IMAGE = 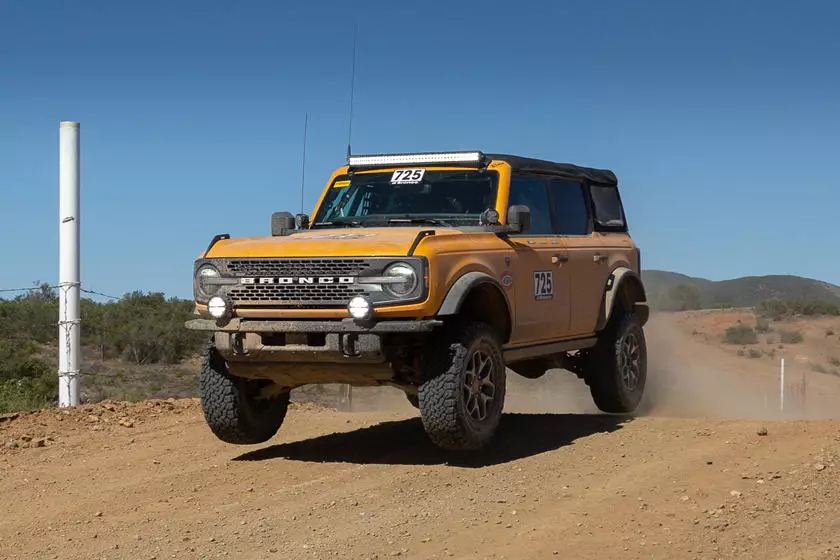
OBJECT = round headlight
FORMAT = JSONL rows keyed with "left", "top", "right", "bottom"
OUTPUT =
{"left": 196, "top": 265, "right": 221, "bottom": 296}
{"left": 383, "top": 263, "right": 417, "bottom": 297}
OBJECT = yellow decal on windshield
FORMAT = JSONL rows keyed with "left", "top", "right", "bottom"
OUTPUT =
{"left": 333, "top": 180, "right": 351, "bottom": 188}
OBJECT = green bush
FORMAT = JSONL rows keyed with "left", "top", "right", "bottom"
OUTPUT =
{"left": 829, "top": 356, "right": 840, "bottom": 367}
{"left": 810, "top": 362, "right": 829, "bottom": 374}
{"left": 748, "top": 348, "right": 762, "bottom": 359}
{"left": 779, "top": 329, "right": 804, "bottom": 344}
{"left": 756, "top": 299, "right": 840, "bottom": 319}
{"left": 755, "top": 317, "right": 771, "bottom": 333}
{"left": 724, "top": 324, "right": 758, "bottom": 345}
{"left": 0, "top": 375, "right": 57, "bottom": 413}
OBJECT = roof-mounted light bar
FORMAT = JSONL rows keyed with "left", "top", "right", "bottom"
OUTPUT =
{"left": 347, "top": 151, "right": 484, "bottom": 168}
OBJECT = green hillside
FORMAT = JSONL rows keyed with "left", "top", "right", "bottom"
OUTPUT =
{"left": 642, "top": 270, "right": 840, "bottom": 310}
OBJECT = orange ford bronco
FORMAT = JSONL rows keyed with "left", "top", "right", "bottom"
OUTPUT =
{"left": 186, "top": 151, "right": 649, "bottom": 451}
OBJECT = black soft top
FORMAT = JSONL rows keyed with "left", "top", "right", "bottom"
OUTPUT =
{"left": 485, "top": 153, "right": 617, "bottom": 186}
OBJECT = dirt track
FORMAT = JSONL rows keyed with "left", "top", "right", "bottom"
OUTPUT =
{"left": 2, "top": 313, "right": 840, "bottom": 560}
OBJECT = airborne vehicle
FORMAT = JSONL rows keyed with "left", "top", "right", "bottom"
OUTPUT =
{"left": 187, "top": 150, "right": 649, "bottom": 451}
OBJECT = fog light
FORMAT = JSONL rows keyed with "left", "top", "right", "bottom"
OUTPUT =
{"left": 208, "top": 296, "right": 227, "bottom": 319}
{"left": 348, "top": 296, "right": 372, "bottom": 320}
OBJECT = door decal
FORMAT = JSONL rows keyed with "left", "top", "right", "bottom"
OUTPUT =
{"left": 533, "top": 271, "right": 553, "bottom": 301}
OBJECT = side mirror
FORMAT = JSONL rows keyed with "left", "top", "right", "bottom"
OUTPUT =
{"left": 271, "top": 211, "right": 295, "bottom": 236}
{"left": 295, "top": 213, "right": 310, "bottom": 230}
{"left": 506, "top": 205, "right": 531, "bottom": 233}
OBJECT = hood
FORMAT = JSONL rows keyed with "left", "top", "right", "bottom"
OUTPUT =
{"left": 203, "top": 227, "right": 458, "bottom": 258}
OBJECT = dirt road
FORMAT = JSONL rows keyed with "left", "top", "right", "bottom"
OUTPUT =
{"left": 2, "top": 313, "right": 840, "bottom": 560}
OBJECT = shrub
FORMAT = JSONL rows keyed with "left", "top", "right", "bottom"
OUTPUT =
{"left": 756, "top": 299, "right": 840, "bottom": 319}
{"left": 829, "top": 356, "right": 840, "bottom": 367}
{"left": 810, "top": 362, "right": 829, "bottom": 374}
{"left": 736, "top": 349, "right": 745, "bottom": 356}
{"left": 0, "top": 374, "right": 57, "bottom": 414}
{"left": 748, "top": 349, "right": 762, "bottom": 359}
{"left": 755, "top": 318, "right": 771, "bottom": 333}
{"left": 724, "top": 324, "right": 758, "bottom": 345}
{"left": 827, "top": 328, "right": 835, "bottom": 337}
{"left": 779, "top": 329, "right": 804, "bottom": 344}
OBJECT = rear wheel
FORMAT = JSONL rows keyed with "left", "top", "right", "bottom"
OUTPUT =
{"left": 418, "top": 321, "right": 506, "bottom": 450}
{"left": 585, "top": 312, "right": 647, "bottom": 413}
{"left": 199, "top": 343, "right": 289, "bottom": 444}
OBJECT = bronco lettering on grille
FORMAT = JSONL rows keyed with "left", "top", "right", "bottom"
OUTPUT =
{"left": 239, "top": 277, "right": 355, "bottom": 285}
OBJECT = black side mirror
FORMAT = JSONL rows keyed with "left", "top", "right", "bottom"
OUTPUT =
{"left": 295, "top": 213, "right": 310, "bottom": 230}
{"left": 271, "top": 211, "right": 295, "bottom": 236}
{"left": 506, "top": 205, "right": 531, "bottom": 233}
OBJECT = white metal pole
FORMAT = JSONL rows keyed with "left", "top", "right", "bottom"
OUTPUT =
{"left": 779, "top": 358, "right": 785, "bottom": 413}
{"left": 58, "top": 121, "right": 81, "bottom": 407}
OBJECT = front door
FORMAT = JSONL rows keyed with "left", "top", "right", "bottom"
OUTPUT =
{"left": 506, "top": 175, "right": 571, "bottom": 345}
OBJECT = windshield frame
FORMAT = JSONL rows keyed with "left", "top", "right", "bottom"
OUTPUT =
{"left": 311, "top": 166, "right": 502, "bottom": 229}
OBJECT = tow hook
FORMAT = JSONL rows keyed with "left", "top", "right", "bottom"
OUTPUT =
{"left": 340, "top": 333, "right": 361, "bottom": 357}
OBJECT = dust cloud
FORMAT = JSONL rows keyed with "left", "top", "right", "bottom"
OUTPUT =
{"left": 309, "top": 312, "right": 839, "bottom": 420}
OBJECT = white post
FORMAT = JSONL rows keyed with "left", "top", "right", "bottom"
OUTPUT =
{"left": 779, "top": 358, "right": 785, "bottom": 413}
{"left": 58, "top": 121, "right": 81, "bottom": 407}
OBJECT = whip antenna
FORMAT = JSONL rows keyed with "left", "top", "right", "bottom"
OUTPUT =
{"left": 346, "top": 23, "right": 358, "bottom": 160}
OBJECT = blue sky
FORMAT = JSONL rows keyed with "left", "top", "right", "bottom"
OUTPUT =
{"left": 1, "top": 0, "right": 839, "bottom": 300}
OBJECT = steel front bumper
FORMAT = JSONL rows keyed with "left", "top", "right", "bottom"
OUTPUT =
{"left": 185, "top": 317, "right": 442, "bottom": 369}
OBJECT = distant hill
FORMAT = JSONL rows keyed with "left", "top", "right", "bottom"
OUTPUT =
{"left": 641, "top": 270, "right": 840, "bottom": 310}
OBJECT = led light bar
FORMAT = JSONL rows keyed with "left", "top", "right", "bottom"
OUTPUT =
{"left": 347, "top": 151, "right": 484, "bottom": 167}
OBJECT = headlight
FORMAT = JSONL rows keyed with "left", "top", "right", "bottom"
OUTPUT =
{"left": 382, "top": 262, "right": 417, "bottom": 297}
{"left": 196, "top": 264, "right": 221, "bottom": 296}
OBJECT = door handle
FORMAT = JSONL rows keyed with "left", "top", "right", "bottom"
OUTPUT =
{"left": 551, "top": 254, "right": 569, "bottom": 264}
{"left": 593, "top": 253, "right": 608, "bottom": 263}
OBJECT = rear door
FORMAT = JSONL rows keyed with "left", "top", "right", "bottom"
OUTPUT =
{"left": 550, "top": 179, "right": 625, "bottom": 336}
{"left": 506, "top": 174, "right": 571, "bottom": 345}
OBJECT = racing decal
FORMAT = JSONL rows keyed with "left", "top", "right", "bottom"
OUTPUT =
{"left": 501, "top": 272, "right": 514, "bottom": 288}
{"left": 533, "top": 271, "right": 553, "bottom": 301}
{"left": 390, "top": 168, "right": 425, "bottom": 184}
{"left": 333, "top": 180, "right": 351, "bottom": 188}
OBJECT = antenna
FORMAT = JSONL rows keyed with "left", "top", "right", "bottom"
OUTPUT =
{"left": 346, "top": 23, "right": 358, "bottom": 161}
{"left": 300, "top": 112, "right": 308, "bottom": 214}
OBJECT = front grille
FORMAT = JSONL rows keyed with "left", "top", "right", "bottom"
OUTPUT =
{"left": 227, "top": 284, "right": 366, "bottom": 307}
{"left": 224, "top": 258, "right": 372, "bottom": 308}
{"left": 227, "top": 259, "right": 371, "bottom": 278}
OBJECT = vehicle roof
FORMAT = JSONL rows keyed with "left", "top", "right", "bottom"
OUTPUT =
{"left": 486, "top": 153, "right": 618, "bottom": 186}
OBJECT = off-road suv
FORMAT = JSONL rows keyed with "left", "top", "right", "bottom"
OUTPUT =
{"left": 186, "top": 151, "right": 649, "bottom": 451}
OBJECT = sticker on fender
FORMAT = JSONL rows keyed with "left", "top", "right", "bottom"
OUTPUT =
{"left": 390, "top": 168, "right": 425, "bottom": 184}
{"left": 534, "top": 271, "right": 553, "bottom": 300}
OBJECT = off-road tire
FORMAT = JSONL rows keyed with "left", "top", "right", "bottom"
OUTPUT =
{"left": 418, "top": 321, "right": 506, "bottom": 451}
{"left": 199, "top": 343, "right": 289, "bottom": 444}
{"left": 586, "top": 312, "right": 647, "bottom": 413}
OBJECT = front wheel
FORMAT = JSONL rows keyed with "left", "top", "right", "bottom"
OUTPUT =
{"left": 199, "top": 343, "right": 290, "bottom": 444}
{"left": 585, "top": 313, "right": 647, "bottom": 413}
{"left": 418, "top": 322, "right": 506, "bottom": 451}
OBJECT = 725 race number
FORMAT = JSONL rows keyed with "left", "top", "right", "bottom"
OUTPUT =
{"left": 390, "top": 168, "right": 425, "bottom": 184}
{"left": 534, "top": 271, "right": 553, "bottom": 301}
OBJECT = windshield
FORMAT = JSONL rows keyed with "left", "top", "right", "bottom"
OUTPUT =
{"left": 313, "top": 168, "right": 499, "bottom": 227}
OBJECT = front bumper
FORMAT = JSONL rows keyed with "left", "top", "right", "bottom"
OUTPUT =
{"left": 184, "top": 317, "right": 443, "bottom": 334}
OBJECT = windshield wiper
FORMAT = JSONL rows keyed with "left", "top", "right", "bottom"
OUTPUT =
{"left": 311, "top": 219, "right": 365, "bottom": 228}
{"left": 386, "top": 217, "right": 452, "bottom": 226}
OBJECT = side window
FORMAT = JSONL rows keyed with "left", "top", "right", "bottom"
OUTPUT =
{"left": 508, "top": 175, "right": 552, "bottom": 235}
{"left": 589, "top": 184, "right": 626, "bottom": 230}
{"left": 549, "top": 179, "right": 589, "bottom": 235}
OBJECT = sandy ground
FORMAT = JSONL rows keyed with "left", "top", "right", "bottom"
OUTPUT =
{"left": 2, "top": 313, "right": 840, "bottom": 560}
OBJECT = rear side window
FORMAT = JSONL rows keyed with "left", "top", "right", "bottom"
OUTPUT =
{"left": 508, "top": 175, "right": 552, "bottom": 235}
{"left": 590, "top": 185, "right": 626, "bottom": 231}
{"left": 549, "top": 179, "right": 589, "bottom": 235}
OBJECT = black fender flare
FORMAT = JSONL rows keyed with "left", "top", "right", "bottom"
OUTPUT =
{"left": 595, "top": 267, "right": 649, "bottom": 331}
{"left": 436, "top": 271, "right": 512, "bottom": 317}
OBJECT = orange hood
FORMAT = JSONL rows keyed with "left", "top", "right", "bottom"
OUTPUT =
{"left": 202, "top": 227, "right": 459, "bottom": 259}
